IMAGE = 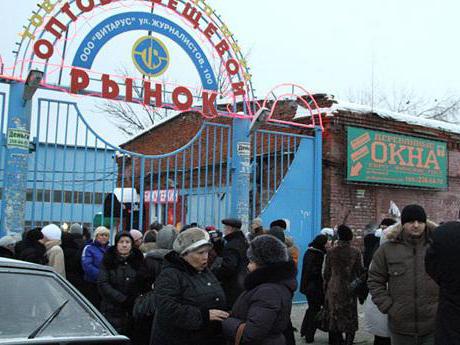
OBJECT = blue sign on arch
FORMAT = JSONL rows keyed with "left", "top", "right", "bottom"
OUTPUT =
{"left": 72, "top": 12, "right": 218, "bottom": 91}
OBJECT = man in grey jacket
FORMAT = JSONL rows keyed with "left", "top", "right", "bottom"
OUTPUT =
{"left": 368, "top": 204, "right": 439, "bottom": 345}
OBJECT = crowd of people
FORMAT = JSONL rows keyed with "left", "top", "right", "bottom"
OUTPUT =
{"left": 299, "top": 204, "right": 460, "bottom": 345}
{"left": 0, "top": 203, "right": 459, "bottom": 345}
{"left": 0, "top": 217, "right": 299, "bottom": 345}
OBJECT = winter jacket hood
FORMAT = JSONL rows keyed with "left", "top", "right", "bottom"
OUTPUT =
{"left": 44, "top": 240, "right": 66, "bottom": 277}
{"left": 146, "top": 248, "right": 170, "bottom": 260}
{"left": 156, "top": 225, "right": 177, "bottom": 250}
{"left": 244, "top": 260, "right": 297, "bottom": 291}
{"left": 140, "top": 242, "right": 157, "bottom": 254}
{"left": 102, "top": 245, "right": 144, "bottom": 270}
{"left": 383, "top": 220, "right": 438, "bottom": 242}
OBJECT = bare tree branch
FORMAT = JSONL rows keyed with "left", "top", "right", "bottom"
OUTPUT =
{"left": 345, "top": 87, "right": 460, "bottom": 123}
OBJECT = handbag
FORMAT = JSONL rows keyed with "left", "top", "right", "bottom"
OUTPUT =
{"left": 350, "top": 272, "right": 369, "bottom": 304}
{"left": 132, "top": 290, "right": 155, "bottom": 320}
{"left": 235, "top": 323, "right": 246, "bottom": 345}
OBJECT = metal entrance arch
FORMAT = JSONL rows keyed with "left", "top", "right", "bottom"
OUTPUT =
{"left": 18, "top": 97, "right": 234, "bottom": 236}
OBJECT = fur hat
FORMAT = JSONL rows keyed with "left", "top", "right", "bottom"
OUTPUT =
{"left": 41, "top": 224, "right": 62, "bottom": 241}
{"left": 173, "top": 227, "right": 211, "bottom": 255}
{"left": 268, "top": 226, "right": 286, "bottom": 243}
{"left": 270, "top": 219, "right": 287, "bottom": 230}
{"left": 94, "top": 226, "right": 110, "bottom": 239}
{"left": 337, "top": 224, "right": 353, "bottom": 241}
{"left": 247, "top": 234, "right": 289, "bottom": 266}
{"left": 69, "top": 223, "right": 83, "bottom": 235}
{"left": 401, "top": 204, "right": 426, "bottom": 225}
{"left": 115, "top": 232, "right": 134, "bottom": 246}
{"left": 222, "top": 218, "right": 242, "bottom": 229}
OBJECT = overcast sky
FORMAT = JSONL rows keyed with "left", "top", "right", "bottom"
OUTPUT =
{"left": 0, "top": 0, "right": 459, "bottom": 144}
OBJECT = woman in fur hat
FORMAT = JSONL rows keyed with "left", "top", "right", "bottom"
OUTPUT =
{"left": 97, "top": 232, "right": 144, "bottom": 337}
{"left": 151, "top": 227, "right": 228, "bottom": 345}
{"left": 324, "top": 224, "right": 364, "bottom": 345}
{"left": 222, "top": 234, "right": 297, "bottom": 345}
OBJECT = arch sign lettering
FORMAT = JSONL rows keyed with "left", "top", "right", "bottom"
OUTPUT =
{"left": 5, "top": 0, "right": 257, "bottom": 117}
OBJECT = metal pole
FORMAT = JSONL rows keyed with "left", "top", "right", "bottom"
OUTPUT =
{"left": 1, "top": 83, "right": 32, "bottom": 236}
{"left": 230, "top": 117, "right": 250, "bottom": 232}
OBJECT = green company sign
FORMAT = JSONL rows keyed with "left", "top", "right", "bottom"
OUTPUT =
{"left": 347, "top": 127, "right": 447, "bottom": 188}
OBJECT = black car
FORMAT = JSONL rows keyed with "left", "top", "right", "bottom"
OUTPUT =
{"left": 0, "top": 257, "right": 130, "bottom": 344}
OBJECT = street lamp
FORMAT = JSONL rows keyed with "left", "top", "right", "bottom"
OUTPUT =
{"left": 249, "top": 107, "right": 270, "bottom": 134}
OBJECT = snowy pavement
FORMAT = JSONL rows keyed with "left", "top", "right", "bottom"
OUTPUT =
{"left": 291, "top": 303, "right": 374, "bottom": 344}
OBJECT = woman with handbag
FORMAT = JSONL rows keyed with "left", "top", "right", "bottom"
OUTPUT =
{"left": 300, "top": 234, "right": 328, "bottom": 343}
{"left": 222, "top": 235, "right": 297, "bottom": 345}
{"left": 97, "top": 232, "right": 144, "bottom": 338}
{"left": 151, "top": 227, "right": 228, "bottom": 345}
{"left": 324, "top": 225, "right": 364, "bottom": 345}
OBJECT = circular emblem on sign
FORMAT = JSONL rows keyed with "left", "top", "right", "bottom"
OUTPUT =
{"left": 132, "top": 36, "right": 169, "bottom": 77}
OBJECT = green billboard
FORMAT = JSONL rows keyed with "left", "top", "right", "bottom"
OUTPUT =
{"left": 347, "top": 126, "right": 447, "bottom": 188}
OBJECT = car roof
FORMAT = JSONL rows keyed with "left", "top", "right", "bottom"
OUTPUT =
{"left": 0, "top": 257, "right": 54, "bottom": 272}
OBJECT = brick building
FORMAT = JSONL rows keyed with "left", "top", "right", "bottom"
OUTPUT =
{"left": 120, "top": 95, "right": 460, "bottom": 233}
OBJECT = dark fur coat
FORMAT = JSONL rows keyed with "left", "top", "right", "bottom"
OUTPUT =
{"left": 324, "top": 241, "right": 364, "bottom": 332}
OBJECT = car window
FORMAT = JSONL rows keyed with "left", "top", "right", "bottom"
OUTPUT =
{"left": 0, "top": 271, "right": 111, "bottom": 339}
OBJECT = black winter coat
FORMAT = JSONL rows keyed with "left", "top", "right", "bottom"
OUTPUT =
{"left": 0, "top": 246, "right": 15, "bottom": 259}
{"left": 212, "top": 230, "right": 248, "bottom": 308}
{"left": 137, "top": 248, "right": 169, "bottom": 293}
{"left": 97, "top": 246, "right": 144, "bottom": 335}
{"left": 151, "top": 251, "right": 226, "bottom": 345}
{"left": 222, "top": 261, "right": 297, "bottom": 345}
{"left": 16, "top": 238, "right": 47, "bottom": 265}
{"left": 61, "top": 232, "right": 85, "bottom": 291}
{"left": 300, "top": 247, "right": 326, "bottom": 303}
{"left": 425, "top": 221, "right": 460, "bottom": 344}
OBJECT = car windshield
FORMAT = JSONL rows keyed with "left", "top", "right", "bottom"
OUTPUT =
{"left": 0, "top": 271, "right": 111, "bottom": 339}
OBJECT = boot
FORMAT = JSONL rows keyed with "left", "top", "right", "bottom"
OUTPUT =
{"left": 345, "top": 332, "right": 355, "bottom": 345}
{"left": 329, "top": 332, "right": 343, "bottom": 345}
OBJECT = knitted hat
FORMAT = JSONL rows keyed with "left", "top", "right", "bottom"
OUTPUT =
{"left": 401, "top": 205, "right": 427, "bottom": 225}
{"left": 94, "top": 226, "right": 110, "bottom": 238}
{"left": 173, "top": 227, "right": 211, "bottom": 255}
{"left": 41, "top": 224, "right": 62, "bottom": 241}
{"left": 69, "top": 223, "right": 83, "bottom": 235}
{"left": 337, "top": 224, "right": 353, "bottom": 241}
{"left": 268, "top": 226, "right": 286, "bottom": 243}
{"left": 115, "top": 232, "right": 134, "bottom": 246}
{"left": 129, "top": 229, "right": 143, "bottom": 242}
{"left": 380, "top": 218, "right": 397, "bottom": 227}
{"left": 247, "top": 234, "right": 289, "bottom": 266}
